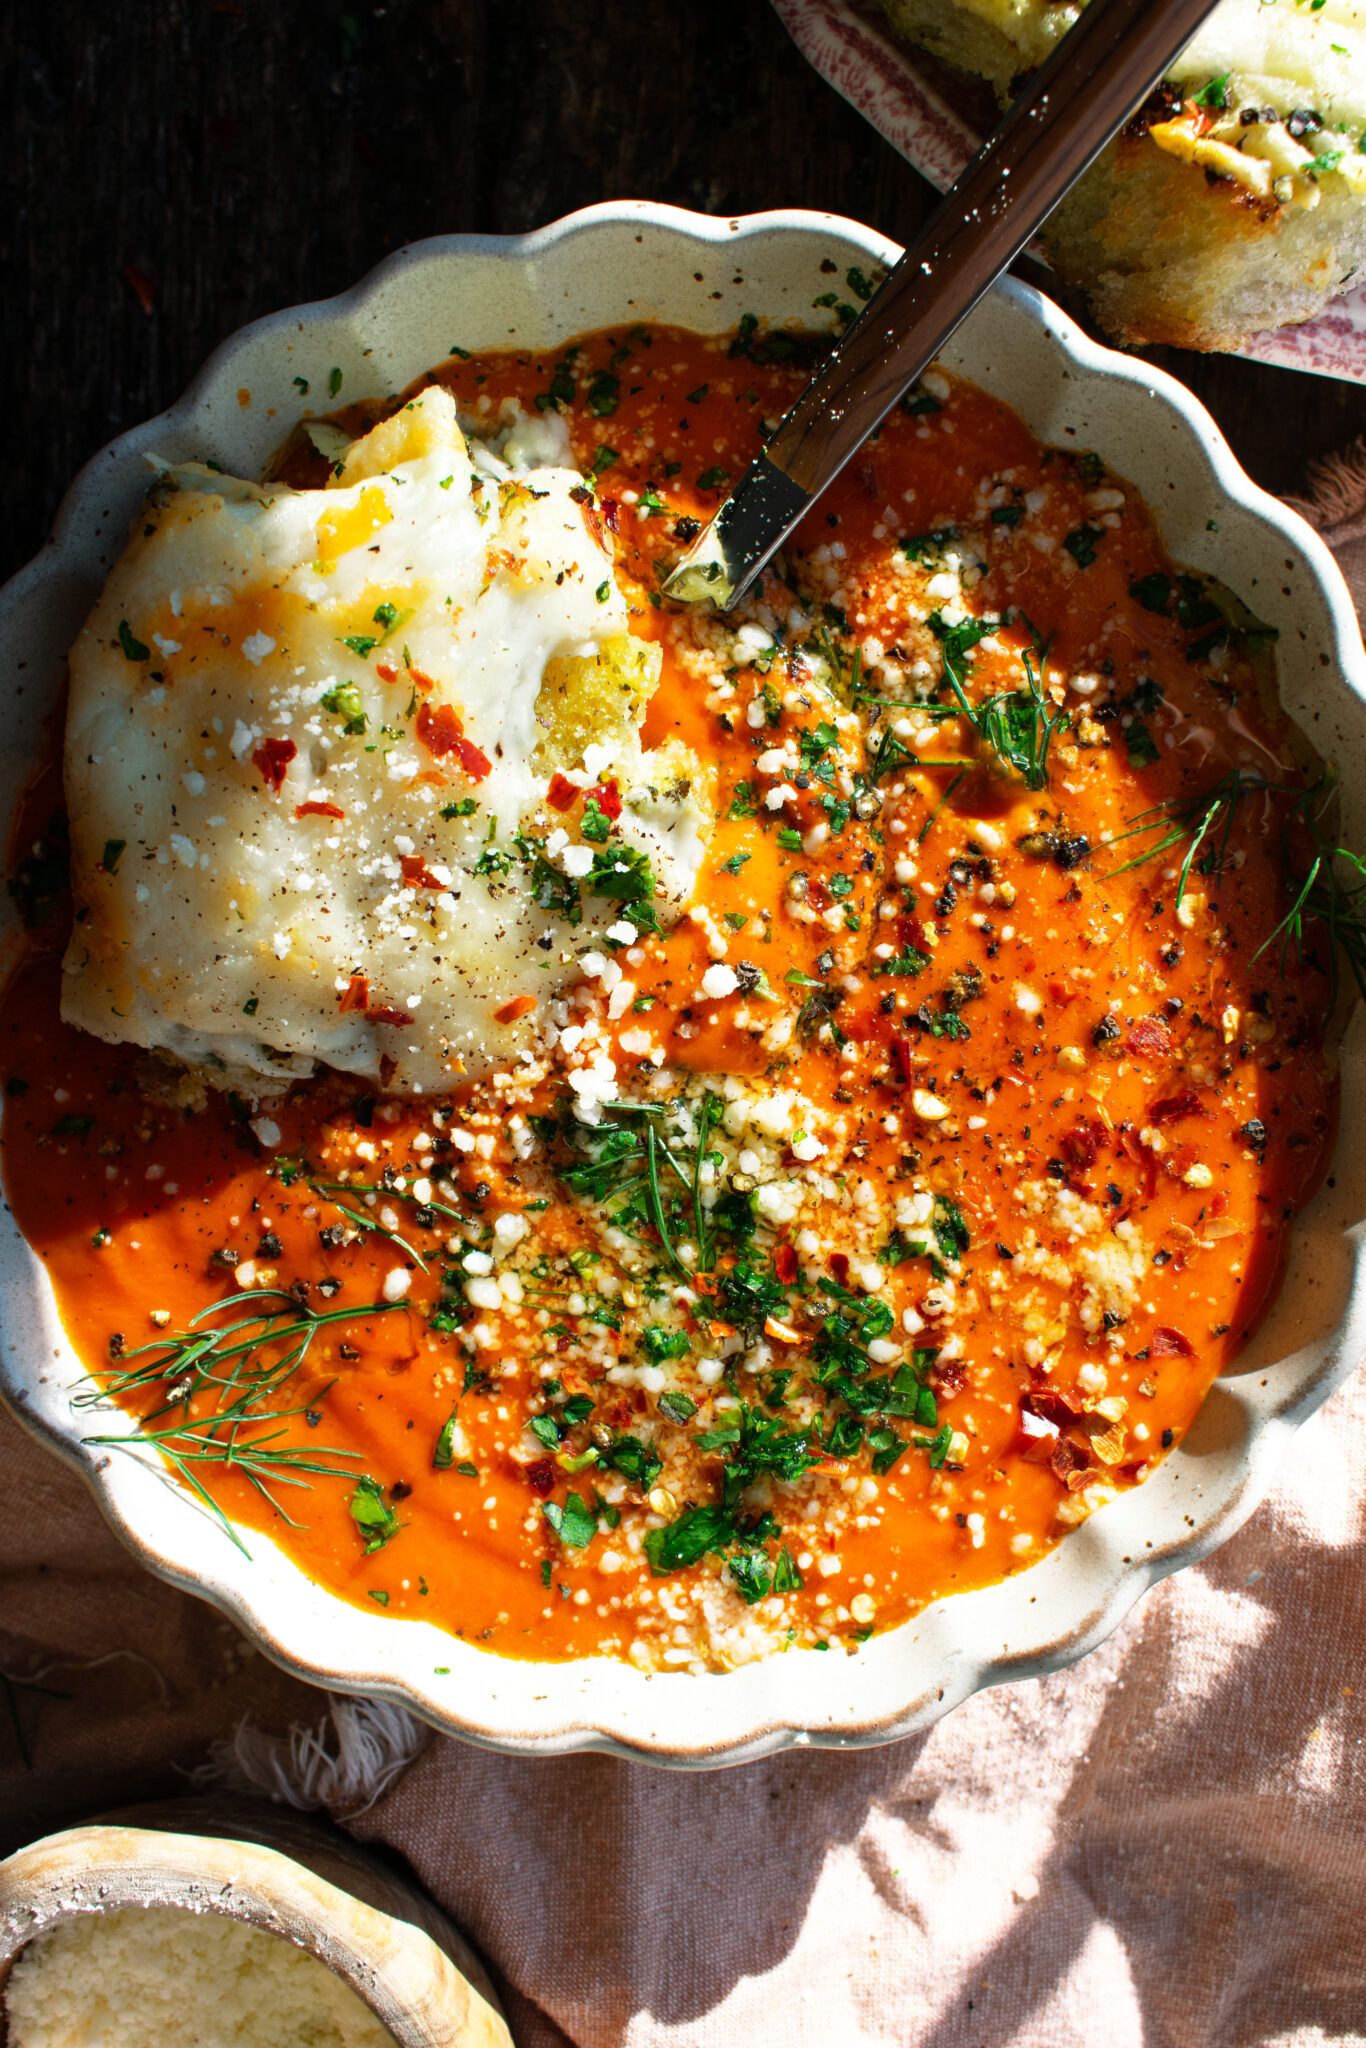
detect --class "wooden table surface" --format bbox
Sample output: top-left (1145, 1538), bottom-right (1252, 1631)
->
top-left (3, 0), bottom-right (1363, 590)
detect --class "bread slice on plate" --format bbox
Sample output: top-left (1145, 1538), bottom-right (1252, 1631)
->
top-left (875, 0), bottom-right (1366, 351)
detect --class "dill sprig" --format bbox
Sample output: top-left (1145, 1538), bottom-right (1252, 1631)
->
top-left (918, 768), bottom-right (968, 846)
top-left (556, 1096), bottom-right (726, 1276)
top-left (934, 614), bottom-right (1068, 790)
top-left (78, 1288), bottom-right (406, 1554)
top-left (1105, 766), bottom-right (1366, 1001)
top-left (1260, 793), bottom-right (1366, 1002)
top-left (809, 624), bottom-right (863, 704)
top-left (1106, 767), bottom-right (1267, 898)
top-left (306, 1171), bottom-right (464, 1272)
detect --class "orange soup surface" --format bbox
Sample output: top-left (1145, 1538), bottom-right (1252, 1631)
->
top-left (0, 319), bottom-right (1337, 1671)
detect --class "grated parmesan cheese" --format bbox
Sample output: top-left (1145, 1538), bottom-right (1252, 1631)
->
top-left (4, 1907), bottom-right (395, 2048)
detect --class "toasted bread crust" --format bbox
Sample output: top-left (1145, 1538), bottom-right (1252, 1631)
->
top-left (873, 0), bottom-right (1366, 350)
top-left (1045, 134), bottom-right (1366, 351)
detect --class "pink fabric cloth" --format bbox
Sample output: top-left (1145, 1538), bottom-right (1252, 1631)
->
top-left (3, 463), bottom-right (1365, 2048)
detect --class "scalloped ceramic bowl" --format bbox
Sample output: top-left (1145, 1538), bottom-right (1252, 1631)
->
top-left (2, 204), bottom-right (1365, 1767)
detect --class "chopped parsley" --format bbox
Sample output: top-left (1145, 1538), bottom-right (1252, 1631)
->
top-left (349, 1475), bottom-right (400, 1553)
top-left (1192, 71), bottom-right (1231, 108)
top-left (1126, 721), bottom-right (1161, 768)
top-left (542, 1491), bottom-right (597, 1549)
top-left (320, 682), bottom-right (367, 735)
top-left (1064, 524), bottom-right (1104, 569)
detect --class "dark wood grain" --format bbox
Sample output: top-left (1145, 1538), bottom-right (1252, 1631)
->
top-left (1, 0), bottom-right (1361, 588)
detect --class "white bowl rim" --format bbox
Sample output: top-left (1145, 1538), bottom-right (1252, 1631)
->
top-left (2, 200), bottom-right (1364, 1768)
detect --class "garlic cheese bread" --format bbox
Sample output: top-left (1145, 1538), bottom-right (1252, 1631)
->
top-left (877, 0), bottom-right (1366, 349)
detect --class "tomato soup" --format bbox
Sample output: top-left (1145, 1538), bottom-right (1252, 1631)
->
top-left (0, 317), bottom-right (1337, 1672)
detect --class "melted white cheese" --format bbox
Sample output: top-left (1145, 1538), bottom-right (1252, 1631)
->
top-left (62, 385), bottom-right (707, 1094)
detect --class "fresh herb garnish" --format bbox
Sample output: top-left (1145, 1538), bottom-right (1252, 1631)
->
top-left (77, 1289), bottom-right (405, 1556)
top-left (931, 614), bottom-right (1067, 790)
top-left (1064, 524), bottom-right (1104, 569)
top-left (1107, 766), bottom-right (1366, 999)
top-left (349, 1473), bottom-right (401, 1553)
top-left (320, 682), bottom-right (367, 735)
top-left (543, 1491), bottom-right (597, 1549)
top-left (586, 370), bottom-right (620, 417)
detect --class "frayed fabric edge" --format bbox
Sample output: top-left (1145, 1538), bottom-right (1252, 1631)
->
top-left (1285, 436), bottom-right (1366, 540)
top-left (189, 1694), bottom-right (427, 1820)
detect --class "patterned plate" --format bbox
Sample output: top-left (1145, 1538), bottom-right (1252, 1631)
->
top-left (774, 0), bottom-right (1366, 383)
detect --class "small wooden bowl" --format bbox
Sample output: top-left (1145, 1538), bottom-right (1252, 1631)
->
top-left (0, 1799), bottom-right (513, 2048)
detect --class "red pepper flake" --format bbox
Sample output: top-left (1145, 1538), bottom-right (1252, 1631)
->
top-left (889, 1039), bottom-right (914, 1085)
top-left (547, 773), bottom-right (581, 812)
top-left (897, 912), bottom-right (931, 954)
top-left (375, 660), bottom-right (399, 684)
top-left (495, 994), bottom-right (537, 1025)
top-left (1017, 1407), bottom-right (1061, 1462)
top-left (1061, 1118), bottom-right (1105, 1171)
top-left (931, 1358), bottom-right (968, 1399)
top-left (122, 263), bottom-right (156, 316)
top-left (1127, 1016), bottom-right (1173, 1059)
top-left (595, 778), bottom-right (622, 821)
top-left (829, 1251), bottom-right (850, 1284)
top-left (525, 1459), bottom-right (556, 1497)
top-left (773, 1243), bottom-right (798, 1284)
top-left (1050, 1436), bottom-right (1092, 1488)
top-left (415, 703), bottom-right (463, 756)
top-left (415, 702), bottom-right (490, 780)
top-left (400, 855), bottom-right (446, 890)
top-left (453, 735), bottom-right (492, 782)
top-left (807, 877), bottom-right (832, 912)
top-left (338, 974), bottom-right (370, 1014)
top-left (600, 497), bottom-right (621, 535)
top-left (295, 800), bottom-right (345, 821)
top-left (570, 487), bottom-right (605, 550)
top-left (1148, 1090), bottom-right (1202, 1125)
top-left (1022, 1386), bottom-right (1080, 1430)
top-left (369, 1006), bottom-right (410, 1027)
top-left (251, 738), bottom-right (296, 792)
top-left (409, 667), bottom-right (438, 696)
top-left (1151, 1325), bottom-right (1195, 1358)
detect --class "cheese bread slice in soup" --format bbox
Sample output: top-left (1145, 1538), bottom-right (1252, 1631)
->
top-left (62, 384), bottom-right (708, 1096)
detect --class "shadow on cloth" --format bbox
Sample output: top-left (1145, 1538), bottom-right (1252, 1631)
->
top-left (341, 1500), bottom-right (1366, 2048)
